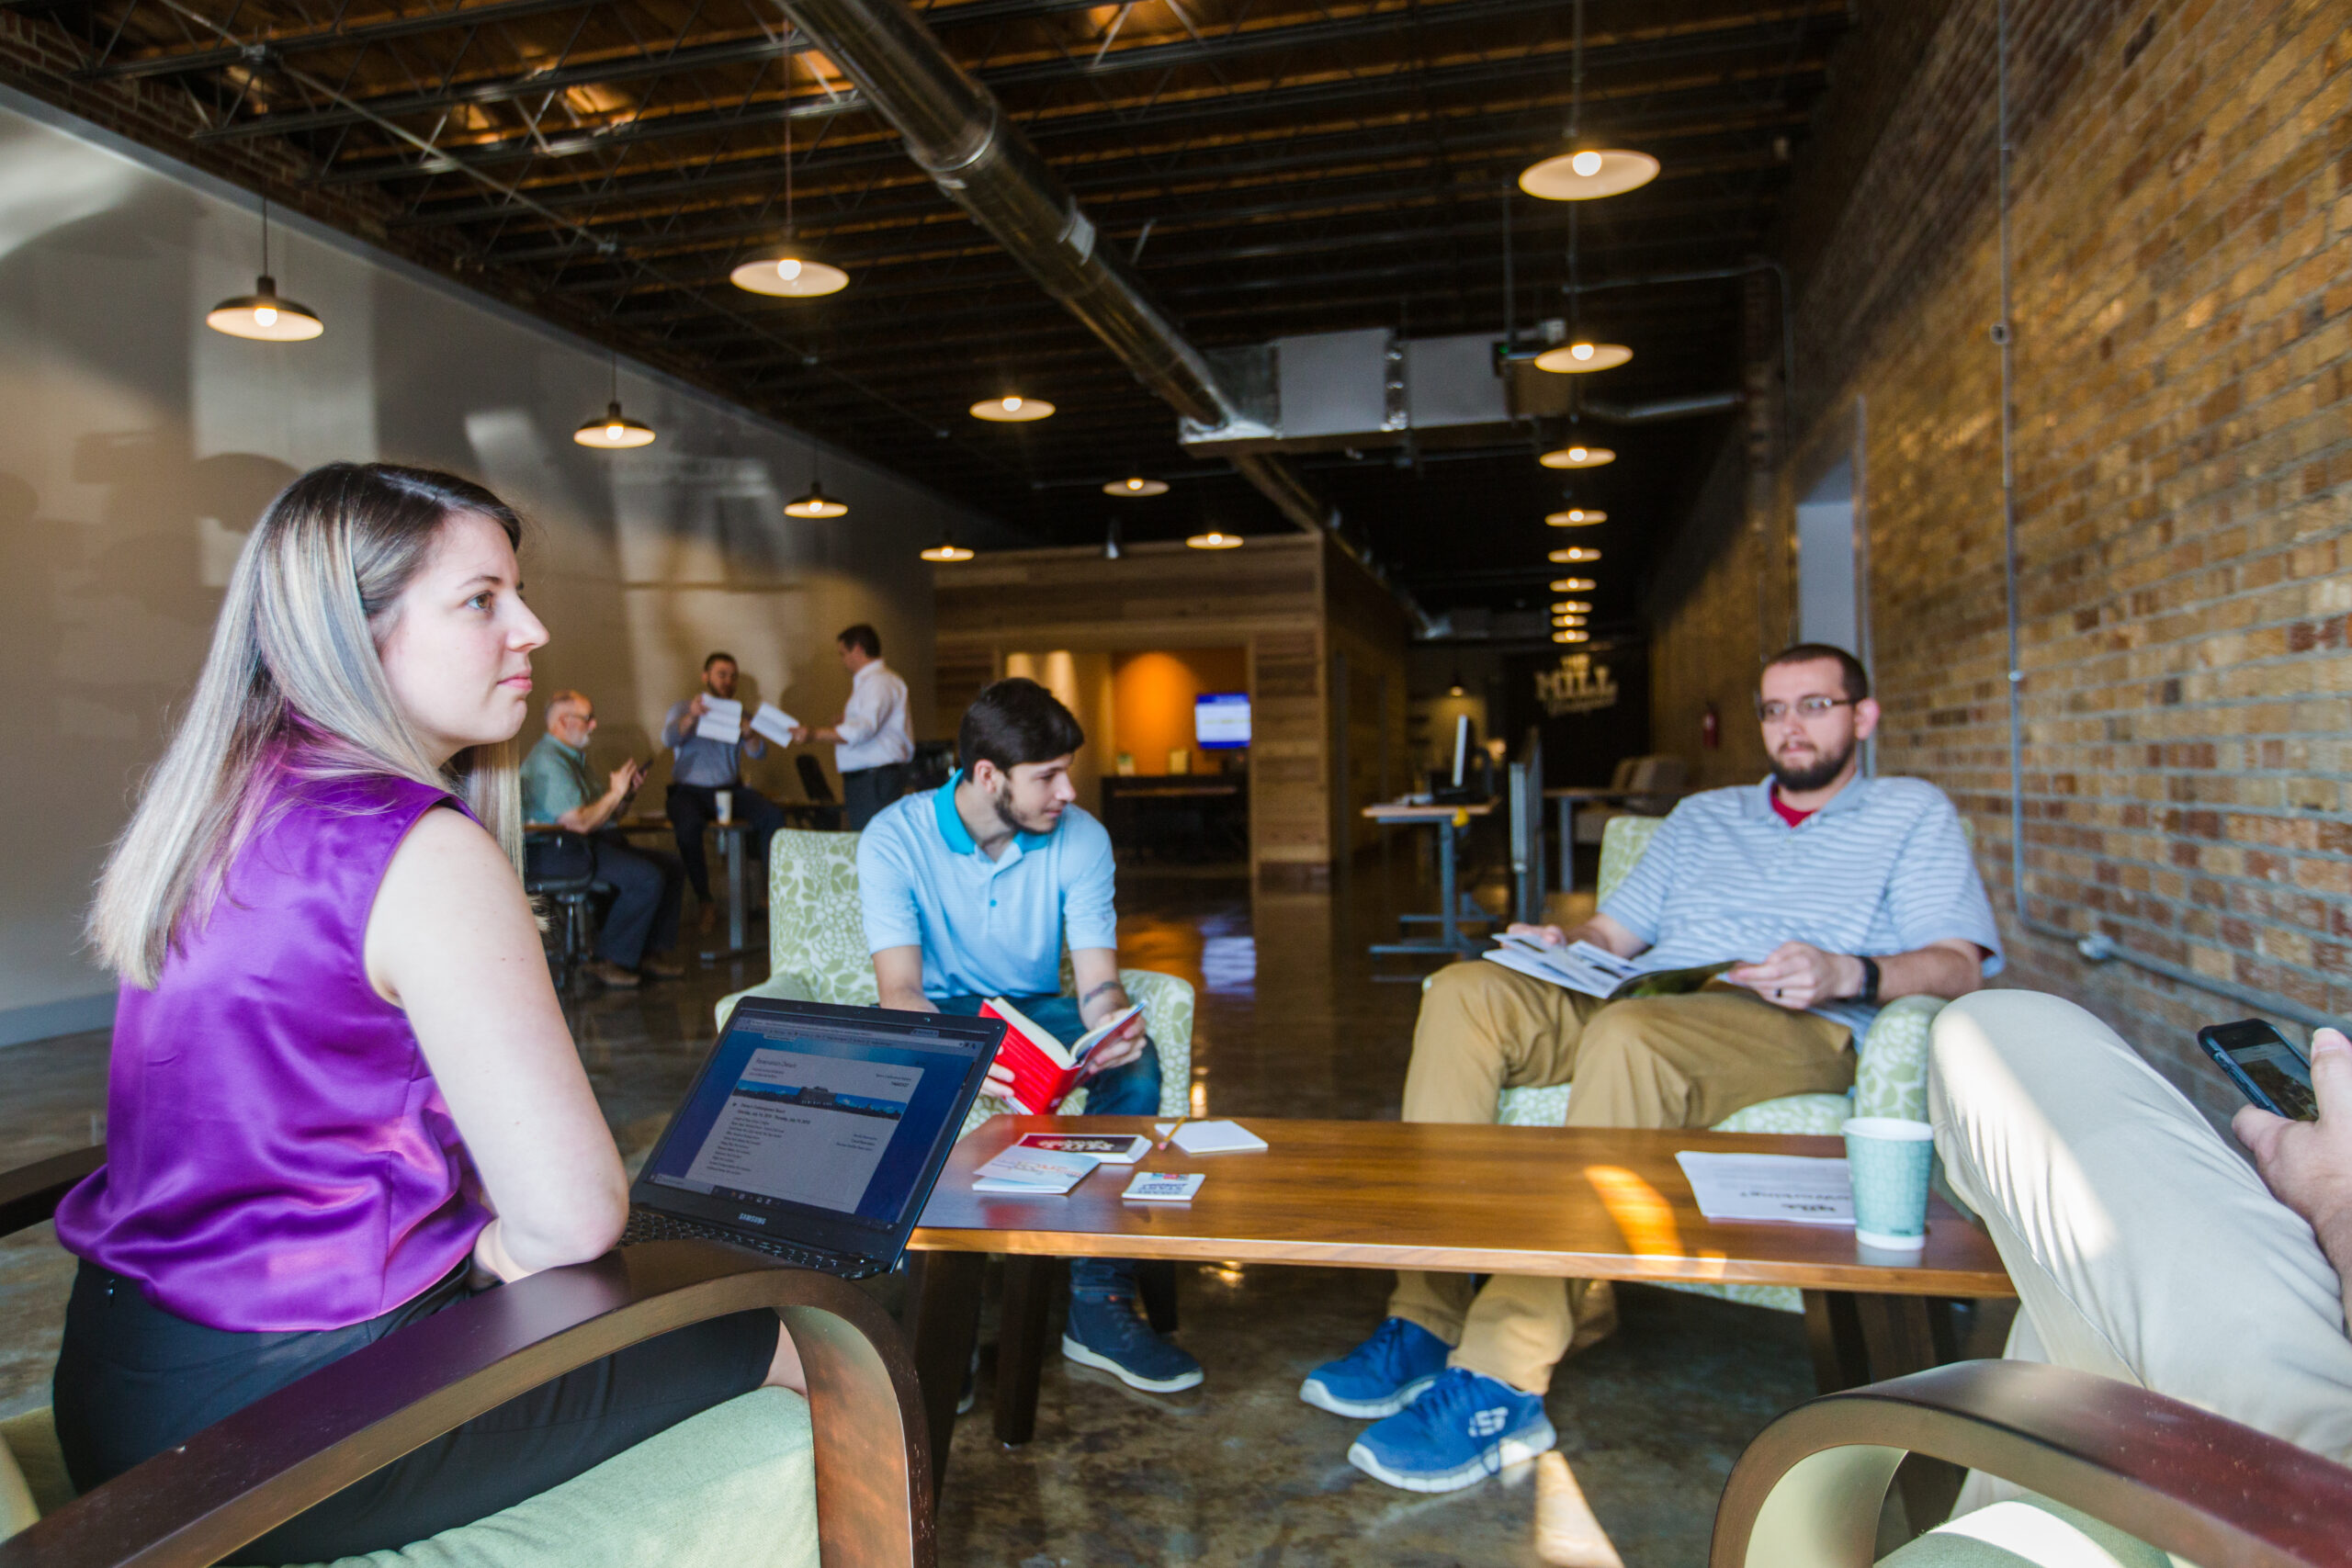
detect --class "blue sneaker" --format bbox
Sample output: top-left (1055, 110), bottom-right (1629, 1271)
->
top-left (1346, 1368), bottom-right (1556, 1493)
top-left (1062, 1293), bottom-right (1204, 1393)
top-left (1300, 1317), bottom-right (1453, 1418)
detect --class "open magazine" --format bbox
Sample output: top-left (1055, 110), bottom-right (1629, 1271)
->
top-left (1483, 933), bottom-right (1735, 1002)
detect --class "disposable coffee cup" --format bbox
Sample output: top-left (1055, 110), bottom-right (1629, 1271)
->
top-left (714, 789), bottom-right (734, 825)
top-left (1842, 1116), bottom-right (1934, 1251)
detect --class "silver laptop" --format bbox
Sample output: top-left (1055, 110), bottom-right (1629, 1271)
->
top-left (620, 995), bottom-right (1003, 1280)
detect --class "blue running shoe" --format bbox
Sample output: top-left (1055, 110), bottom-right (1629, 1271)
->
top-left (1299, 1317), bottom-right (1453, 1418)
top-left (1062, 1293), bottom-right (1204, 1393)
top-left (1346, 1367), bottom-right (1556, 1493)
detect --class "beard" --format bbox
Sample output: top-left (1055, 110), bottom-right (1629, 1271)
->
top-left (992, 777), bottom-right (1061, 836)
top-left (1770, 734), bottom-right (1856, 794)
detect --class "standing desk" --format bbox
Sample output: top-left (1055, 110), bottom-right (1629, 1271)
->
top-left (1362, 800), bottom-right (1495, 969)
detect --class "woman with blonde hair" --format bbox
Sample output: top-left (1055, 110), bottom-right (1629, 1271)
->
top-left (51, 462), bottom-right (800, 1562)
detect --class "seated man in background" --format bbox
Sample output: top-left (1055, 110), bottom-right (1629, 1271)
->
top-left (1306, 643), bottom-right (2002, 1493)
top-left (857, 677), bottom-right (1201, 1393)
top-left (662, 651), bottom-right (786, 931)
top-left (521, 690), bottom-right (685, 987)
top-left (1930, 992), bottom-right (2352, 1505)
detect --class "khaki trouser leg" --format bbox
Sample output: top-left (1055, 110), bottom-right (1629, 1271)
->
top-left (1388, 964), bottom-right (1853, 1393)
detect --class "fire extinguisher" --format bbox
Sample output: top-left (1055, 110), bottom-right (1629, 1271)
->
top-left (1702, 701), bottom-right (1720, 750)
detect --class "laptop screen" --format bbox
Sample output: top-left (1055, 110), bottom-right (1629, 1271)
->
top-left (641, 1005), bottom-right (987, 1235)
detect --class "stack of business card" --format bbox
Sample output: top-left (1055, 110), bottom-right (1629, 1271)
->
top-left (1014, 1132), bottom-right (1151, 1164)
top-left (972, 1146), bottom-right (1099, 1194)
top-left (1123, 1170), bottom-right (1205, 1202)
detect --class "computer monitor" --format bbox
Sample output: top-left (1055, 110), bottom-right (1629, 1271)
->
top-left (1195, 692), bottom-right (1250, 750)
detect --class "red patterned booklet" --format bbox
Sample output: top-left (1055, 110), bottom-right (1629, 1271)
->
top-left (978, 998), bottom-right (1144, 1113)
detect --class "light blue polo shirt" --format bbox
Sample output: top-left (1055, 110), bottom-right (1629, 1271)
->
top-left (1599, 773), bottom-right (2001, 1033)
top-left (855, 772), bottom-right (1118, 999)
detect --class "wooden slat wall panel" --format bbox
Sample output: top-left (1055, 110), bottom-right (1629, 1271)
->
top-left (1252, 626), bottom-right (1328, 879)
top-left (933, 648), bottom-right (997, 741)
top-left (1323, 542), bottom-right (1415, 858)
top-left (934, 539), bottom-right (1321, 651)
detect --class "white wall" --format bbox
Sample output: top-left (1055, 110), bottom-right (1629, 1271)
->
top-left (0, 91), bottom-right (991, 1043)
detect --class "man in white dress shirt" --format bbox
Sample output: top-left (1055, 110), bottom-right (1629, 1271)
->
top-left (795, 624), bottom-right (914, 830)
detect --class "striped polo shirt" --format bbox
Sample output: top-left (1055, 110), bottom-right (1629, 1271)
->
top-left (1598, 773), bottom-right (2002, 1034)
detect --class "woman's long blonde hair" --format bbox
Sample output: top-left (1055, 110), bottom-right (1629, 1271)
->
top-left (91, 462), bottom-right (528, 987)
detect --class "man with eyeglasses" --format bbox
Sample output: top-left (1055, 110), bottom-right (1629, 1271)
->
top-left (1303, 642), bottom-right (2000, 1495)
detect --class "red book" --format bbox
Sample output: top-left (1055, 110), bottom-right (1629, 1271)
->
top-left (978, 998), bottom-right (1145, 1114)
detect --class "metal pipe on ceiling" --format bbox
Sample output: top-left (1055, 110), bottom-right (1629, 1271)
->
top-left (776, 0), bottom-right (1326, 540)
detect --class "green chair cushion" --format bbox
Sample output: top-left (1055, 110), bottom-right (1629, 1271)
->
top-left (1879, 1498), bottom-right (2171, 1568)
top-left (2, 1389), bottom-right (817, 1568)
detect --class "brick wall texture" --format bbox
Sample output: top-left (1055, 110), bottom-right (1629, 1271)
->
top-left (1649, 0), bottom-right (2352, 1117)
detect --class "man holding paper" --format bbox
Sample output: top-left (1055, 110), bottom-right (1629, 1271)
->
top-left (661, 651), bottom-right (787, 928)
top-left (789, 624), bottom-right (913, 830)
top-left (856, 677), bottom-right (1202, 1394)
top-left (1305, 643), bottom-right (2001, 1494)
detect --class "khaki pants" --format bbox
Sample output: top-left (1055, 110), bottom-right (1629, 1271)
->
top-left (1387, 961), bottom-right (1854, 1393)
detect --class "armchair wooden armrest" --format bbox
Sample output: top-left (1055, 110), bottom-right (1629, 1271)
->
top-left (1710, 1359), bottom-right (2352, 1568)
top-left (0, 1148), bottom-right (931, 1568)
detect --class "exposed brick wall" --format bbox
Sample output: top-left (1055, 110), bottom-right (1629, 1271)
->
top-left (1651, 0), bottom-right (2352, 1117)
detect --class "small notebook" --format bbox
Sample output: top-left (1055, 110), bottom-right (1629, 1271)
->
top-left (971, 1146), bottom-right (1099, 1194)
top-left (1014, 1132), bottom-right (1151, 1164)
top-left (1124, 1171), bottom-right (1205, 1202)
top-left (1168, 1119), bottom-right (1267, 1155)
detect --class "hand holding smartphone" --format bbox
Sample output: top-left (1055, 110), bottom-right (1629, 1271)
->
top-left (2199, 1019), bottom-right (2320, 1122)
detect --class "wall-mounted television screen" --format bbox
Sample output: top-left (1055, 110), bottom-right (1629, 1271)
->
top-left (1194, 692), bottom-right (1251, 750)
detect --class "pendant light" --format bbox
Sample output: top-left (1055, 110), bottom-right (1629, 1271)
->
top-left (1547, 507), bottom-right (1605, 525)
top-left (1554, 613), bottom-right (1587, 627)
top-left (1551, 577), bottom-right (1596, 592)
top-left (1535, 338), bottom-right (1631, 374)
top-left (1553, 599), bottom-right (1592, 614)
top-left (784, 434), bottom-right (848, 517)
top-left (1552, 628), bottom-right (1591, 644)
top-left (1104, 475), bottom-right (1169, 496)
top-left (573, 349), bottom-right (656, 448)
top-left (1519, 1), bottom-right (1658, 202)
top-left (1534, 57), bottom-right (1636, 378)
top-left (920, 533), bottom-right (975, 561)
top-left (1540, 444), bottom-right (1614, 468)
top-left (1185, 530), bottom-right (1242, 550)
top-left (730, 40), bottom-right (849, 298)
top-left (972, 394), bottom-right (1054, 423)
top-left (207, 196), bottom-right (323, 342)
top-left (1549, 546), bottom-right (1601, 564)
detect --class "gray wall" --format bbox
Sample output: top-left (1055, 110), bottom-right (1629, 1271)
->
top-left (0, 91), bottom-right (989, 1043)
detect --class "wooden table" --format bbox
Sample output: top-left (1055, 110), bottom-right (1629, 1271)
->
top-left (902, 1117), bottom-right (2011, 1495)
top-left (1362, 800), bottom-right (1498, 965)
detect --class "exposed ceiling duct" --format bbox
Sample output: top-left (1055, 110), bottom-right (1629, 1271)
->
top-left (778, 0), bottom-right (1326, 537)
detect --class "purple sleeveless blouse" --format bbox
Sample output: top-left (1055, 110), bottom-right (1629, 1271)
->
top-left (54, 768), bottom-right (492, 1332)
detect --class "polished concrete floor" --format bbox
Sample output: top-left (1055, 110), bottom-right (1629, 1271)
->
top-left (0, 835), bottom-right (1824, 1564)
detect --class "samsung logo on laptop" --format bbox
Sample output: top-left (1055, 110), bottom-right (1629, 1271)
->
top-left (736, 1213), bottom-right (768, 1225)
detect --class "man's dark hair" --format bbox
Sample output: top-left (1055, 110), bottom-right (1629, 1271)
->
top-left (703, 650), bottom-right (738, 671)
top-left (1762, 643), bottom-right (1870, 703)
top-left (959, 678), bottom-right (1084, 776)
top-left (836, 623), bottom-right (881, 659)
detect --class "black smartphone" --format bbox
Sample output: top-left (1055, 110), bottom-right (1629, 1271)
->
top-left (2197, 1019), bottom-right (2319, 1122)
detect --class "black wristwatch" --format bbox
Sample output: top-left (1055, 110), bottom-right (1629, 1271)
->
top-left (1853, 955), bottom-right (1882, 1005)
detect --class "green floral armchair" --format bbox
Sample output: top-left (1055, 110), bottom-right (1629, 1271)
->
top-left (717, 829), bottom-right (1194, 1137)
top-left (1489, 813), bottom-right (1942, 1314)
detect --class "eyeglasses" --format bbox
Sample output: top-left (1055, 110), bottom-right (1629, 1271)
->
top-left (1757, 696), bottom-right (1854, 723)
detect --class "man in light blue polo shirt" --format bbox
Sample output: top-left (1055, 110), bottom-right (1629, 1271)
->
top-left (1307, 643), bottom-right (2001, 1494)
top-left (857, 677), bottom-right (1201, 1394)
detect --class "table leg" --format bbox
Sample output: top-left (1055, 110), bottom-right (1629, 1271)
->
top-left (899, 1250), bottom-right (984, 1497)
top-left (1801, 1289), bottom-right (1871, 1393)
top-left (1437, 821), bottom-right (1462, 951)
top-left (726, 826), bottom-right (747, 953)
top-left (993, 1255), bottom-right (1061, 1447)
top-left (1557, 797), bottom-right (1576, 892)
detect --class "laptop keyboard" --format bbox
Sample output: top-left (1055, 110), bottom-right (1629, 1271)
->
top-left (620, 1210), bottom-right (873, 1278)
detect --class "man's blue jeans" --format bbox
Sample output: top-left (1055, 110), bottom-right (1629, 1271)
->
top-left (937, 992), bottom-right (1161, 1302)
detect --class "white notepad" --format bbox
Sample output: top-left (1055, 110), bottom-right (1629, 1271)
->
top-left (1167, 1119), bottom-right (1267, 1155)
top-left (971, 1146), bottom-right (1099, 1194)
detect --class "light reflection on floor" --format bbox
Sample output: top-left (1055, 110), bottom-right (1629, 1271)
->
top-left (0, 840), bottom-right (1817, 1563)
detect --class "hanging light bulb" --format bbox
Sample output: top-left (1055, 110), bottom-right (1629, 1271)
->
top-left (1547, 508), bottom-right (1606, 526)
top-left (729, 42), bottom-right (849, 297)
top-left (921, 536), bottom-right (975, 561)
top-left (1553, 628), bottom-right (1591, 644)
top-left (1552, 577), bottom-right (1597, 592)
top-left (1540, 445), bottom-right (1615, 468)
top-left (573, 349), bottom-right (656, 448)
top-left (1549, 546), bottom-right (1601, 563)
top-left (785, 479), bottom-right (848, 518)
top-left (208, 197), bottom-right (323, 342)
top-left (1554, 614), bottom-right (1588, 627)
top-left (1534, 339), bottom-right (1633, 374)
top-left (1519, 0), bottom-right (1657, 201)
top-left (1185, 530), bottom-right (1243, 550)
top-left (973, 395), bottom-right (1054, 422)
top-left (1104, 476), bottom-right (1169, 496)
top-left (1552, 599), bottom-right (1593, 614)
